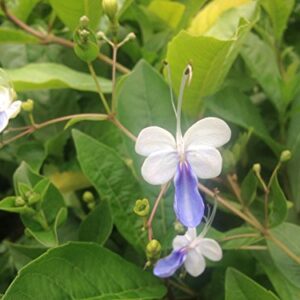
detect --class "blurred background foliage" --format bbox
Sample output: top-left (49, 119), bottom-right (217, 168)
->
top-left (0, 0), bottom-right (300, 299)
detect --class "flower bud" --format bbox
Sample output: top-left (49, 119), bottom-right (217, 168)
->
top-left (22, 99), bottom-right (34, 112)
top-left (83, 191), bottom-right (95, 203)
top-left (253, 163), bottom-right (261, 174)
top-left (280, 150), bottom-right (291, 162)
top-left (80, 15), bottom-right (89, 27)
top-left (15, 196), bottom-right (26, 207)
top-left (146, 239), bottom-right (161, 261)
top-left (87, 202), bottom-right (96, 210)
top-left (133, 198), bottom-right (150, 217)
top-left (102, 0), bottom-right (118, 22)
top-left (28, 192), bottom-right (41, 205)
top-left (174, 221), bottom-right (185, 234)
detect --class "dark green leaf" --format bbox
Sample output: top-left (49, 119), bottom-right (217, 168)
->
top-left (241, 169), bottom-right (258, 206)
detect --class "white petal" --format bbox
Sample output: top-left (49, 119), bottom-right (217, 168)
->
top-left (0, 111), bottom-right (9, 133)
top-left (141, 150), bottom-right (178, 185)
top-left (184, 117), bottom-right (231, 150)
top-left (6, 101), bottom-right (22, 119)
top-left (184, 249), bottom-right (206, 277)
top-left (197, 238), bottom-right (222, 261)
top-left (135, 126), bottom-right (176, 156)
top-left (185, 228), bottom-right (197, 241)
top-left (0, 87), bottom-right (12, 112)
top-left (187, 146), bottom-right (222, 179)
top-left (172, 235), bottom-right (189, 250)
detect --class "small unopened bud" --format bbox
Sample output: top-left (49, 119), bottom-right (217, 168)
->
top-left (280, 150), bottom-right (291, 162)
top-left (127, 32), bottom-right (136, 40)
top-left (87, 202), bottom-right (96, 210)
top-left (96, 31), bottom-right (106, 40)
top-left (15, 196), bottom-right (26, 207)
top-left (102, 0), bottom-right (118, 21)
top-left (80, 29), bottom-right (90, 41)
top-left (253, 163), bottom-right (261, 173)
top-left (146, 239), bottom-right (161, 261)
top-left (174, 221), bottom-right (185, 234)
top-left (83, 191), bottom-right (95, 203)
top-left (22, 99), bottom-right (34, 112)
top-left (28, 192), bottom-right (41, 205)
top-left (80, 15), bottom-right (89, 27)
top-left (133, 198), bottom-right (150, 217)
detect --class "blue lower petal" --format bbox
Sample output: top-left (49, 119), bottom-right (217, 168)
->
top-left (153, 250), bottom-right (186, 278)
top-left (174, 161), bottom-right (205, 227)
top-left (0, 111), bottom-right (9, 133)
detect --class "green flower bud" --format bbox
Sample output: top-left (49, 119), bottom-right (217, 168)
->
top-left (15, 196), bottom-right (26, 207)
top-left (280, 150), bottom-right (292, 162)
top-left (22, 99), bottom-right (34, 112)
top-left (87, 202), bottom-right (96, 210)
top-left (133, 198), bottom-right (150, 217)
top-left (174, 221), bottom-right (185, 234)
top-left (253, 163), bottom-right (261, 174)
top-left (83, 191), bottom-right (95, 203)
top-left (80, 15), bottom-right (90, 27)
top-left (146, 239), bottom-right (161, 261)
top-left (102, 0), bottom-right (118, 22)
top-left (28, 192), bottom-right (41, 205)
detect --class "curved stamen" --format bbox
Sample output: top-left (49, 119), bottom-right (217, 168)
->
top-left (163, 61), bottom-right (177, 117)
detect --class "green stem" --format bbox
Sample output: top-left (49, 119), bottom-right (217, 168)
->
top-left (87, 63), bottom-right (111, 114)
top-left (111, 45), bottom-right (118, 112)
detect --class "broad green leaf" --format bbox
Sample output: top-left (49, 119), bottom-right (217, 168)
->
top-left (5, 0), bottom-right (40, 21)
top-left (269, 176), bottom-right (288, 227)
top-left (166, 1), bottom-right (258, 116)
top-left (49, 0), bottom-right (102, 31)
top-left (241, 169), bottom-right (258, 206)
top-left (254, 251), bottom-right (300, 300)
top-left (147, 0), bottom-right (185, 29)
top-left (79, 201), bottom-right (113, 245)
top-left (0, 28), bottom-right (39, 44)
top-left (261, 0), bottom-right (295, 41)
top-left (267, 223), bottom-right (300, 288)
top-left (287, 94), bottom-right (300, 212)
top-left (206, 87), bottom-right (282, 154)
top-left (225, 268), bottom-right (280, 300)
top-left (0, 196), bottom-right (35, 214)
top-left (6, 63), bottom-right (112, 93)
top-left (73, 130), bottom-right (147, 251)
top-left (188, 0), bottom-right (252, 36)
top-left (2, 242), bottom-right (167, 299)
top-left (240, 33), bottom-right (282, 111)
top-left (117, 60), bottom-right (177, 247)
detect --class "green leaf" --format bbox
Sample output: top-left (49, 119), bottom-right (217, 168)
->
top-left (261, 0), bottom-right (295, 41)
top-left (267, 223), bottom-right (300, 288)
top-left (147, 0), bottom-right (185, 29)
top-left (5, 242), bottom-right (46, 271)
top-left (0, 28), bottom-right (39, 44)
top-left (166, 1), bottom-right (259, 116)
top-left (79, 201), bottom-right (113, 245)
top-left (16, 141), bottom-right (46, 172)
top-left (0, 197), bottom-right (34, 214)
top-left (13, 163), bottom-right (66, 247)
top-left (240, 32), bottom-right (283, 111)
top-left (2, 242), bottom-right (166, 299)
top-left (6, 63), bottom-right (112, 93)
top-left (49, 0), bottom-right (102, 31)
top-left (206, 87), bottom-right (282, 154)
top-left (225, 268), bottom-right (280, 300)
top-left (254, 251), bottom-right (300, 300)
top-left (4, 0), bottom-right (40, 21)
top-left (241, 169), bottom-right (258, 206)
top-left (73, 130), bottom-right (146, 251)
top-left (269, 176), bottom-right (288, 227)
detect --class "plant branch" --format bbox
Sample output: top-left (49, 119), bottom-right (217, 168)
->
top-left (0, 0), bottom-right (130, 74)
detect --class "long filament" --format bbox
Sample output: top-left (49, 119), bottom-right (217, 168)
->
top-left (163, 61), bottom-right (177, 117)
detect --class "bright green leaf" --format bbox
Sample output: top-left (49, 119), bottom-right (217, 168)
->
top-left (0, 28), bottom-right (39, 44)
top-left (79, 201), bottom-right (113, 245)
top-left (267, 223), bottom-right (300, 288)
top-left (2, 242), bottom-right (166, 300)
top-left (225, 268), bottom-right (280, 300)
top-left (49, 0), bottom-right (102, 31)
top-left (6, 63), bottom-right (112, 93)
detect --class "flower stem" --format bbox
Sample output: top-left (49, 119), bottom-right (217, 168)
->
top-left (111, 44), bottom-right (118, 113)
top-left (87, 63), bottom-right (111, 114)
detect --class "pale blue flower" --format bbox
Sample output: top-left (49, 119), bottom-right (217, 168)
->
top-left (135, 65), bottom-right (231, 227)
